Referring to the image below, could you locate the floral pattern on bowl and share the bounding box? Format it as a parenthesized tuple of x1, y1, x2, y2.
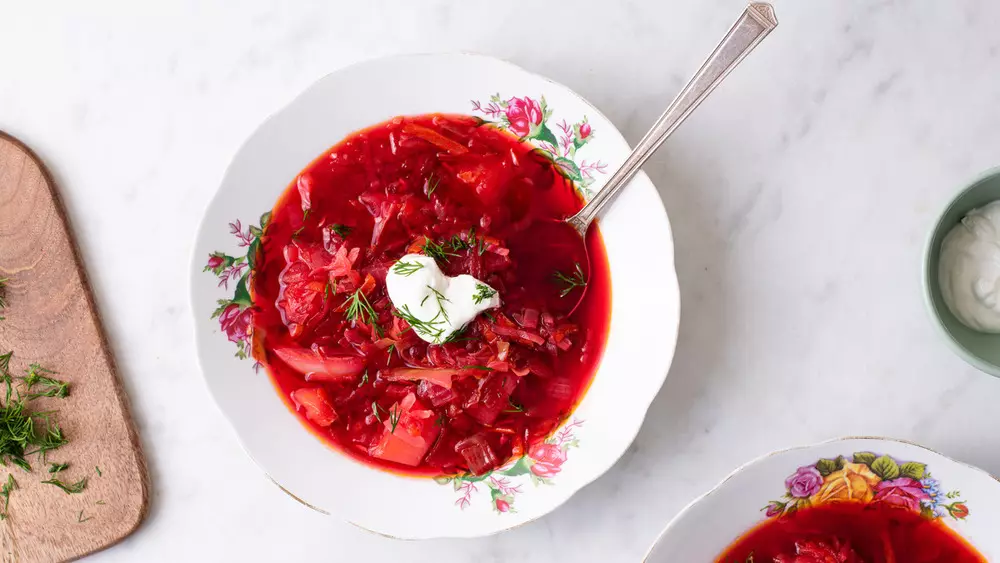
(191, 52, 679, 540)
(643, 438, 1000, 562)
(767, 452, 969, 521)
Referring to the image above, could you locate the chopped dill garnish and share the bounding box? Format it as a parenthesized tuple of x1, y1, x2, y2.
(385, 344, 396, 365)
(503, 399, 524, 413)
(388, 405, 402, 433)
(328, 223, 352, 238)
(484, 311, 496, 323)
(358, 369, 369, 387)
(0, 277, 8, 311)
(371, 401, 383, 422)
(462, 365, 494, 371)
(0, 474, 16, 519)
(95, 500, 106, 505)
(342, 288, 381, 335)
(322, 280, 333, 305)
(41, 476, 87, 494)
(420, 294, 430, 306)
(292, 226, 305, 238)
(553, 262, 588, 298)
(392, 261, 424, 277)
(426, 285, 451, 324)
(426, 173, 440, 197)
(472, 283, 496, 305)
(77, 509, 92, 523)
(393, 305, 446, 343)
(420, 237, 458, 262)
(95, 466, 102, 477)
(48, 462, 68, 473)
(23, 364, 69, 399)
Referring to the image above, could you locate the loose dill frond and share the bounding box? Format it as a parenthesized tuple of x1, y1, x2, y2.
(341, 288, 381, 335)
(23, 364, 69, 399)
(392, 261, 424, 277)
(0, 474, 16, 519)
(48, 462, 68, 473)
(328, 223, 352, 238)
(420, 237, 458, 262)
(472, 283, 496, 305)
(41, 476, 87, 494)
(393, 305, 446, 343)
(553, 262, 587, 298)
(388, 405, 402, 433)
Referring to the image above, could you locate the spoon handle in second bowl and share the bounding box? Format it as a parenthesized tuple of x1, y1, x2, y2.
(568, 2, 778, 235)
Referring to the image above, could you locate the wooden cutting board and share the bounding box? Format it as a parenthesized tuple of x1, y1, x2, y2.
(0, 132, 148, 562)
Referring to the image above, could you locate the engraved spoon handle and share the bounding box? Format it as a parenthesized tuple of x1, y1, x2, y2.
(567, 3, 778, 235)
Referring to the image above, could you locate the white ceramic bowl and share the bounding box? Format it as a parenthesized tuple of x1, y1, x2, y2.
(190, 53, 679, 538)
(645, 437, 1000, 561)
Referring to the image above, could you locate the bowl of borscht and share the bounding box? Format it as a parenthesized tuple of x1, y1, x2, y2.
(191, 53, 679, 538)
(644, 437, 1000, 562)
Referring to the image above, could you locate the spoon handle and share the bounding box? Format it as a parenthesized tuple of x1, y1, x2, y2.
(568, 2, 778, 235)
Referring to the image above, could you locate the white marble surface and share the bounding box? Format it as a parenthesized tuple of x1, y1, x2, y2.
(2, 0, 1000, 561)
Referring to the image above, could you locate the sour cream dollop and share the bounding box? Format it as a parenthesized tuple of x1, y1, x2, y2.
(939, 200, 1000, 332)
(385, 254, 500, 343)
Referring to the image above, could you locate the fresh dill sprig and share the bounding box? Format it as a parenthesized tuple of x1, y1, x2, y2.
(342, 288, 381, 334)
(553, 262, 587, 298)
(95, 466, 102, 477)
(41, 476, 87, 494)
(95, 500, 106, 505)
(392, 261, 424, 277)
(292, 226, 305, 239)
(328, 223, 352, 238)
(358, 369, 369, 387)
(0, 277, 8, 311)
(472, 283, 497, 305)
(385, 344, 396, 365)
(462, 365, 494, 371)
(77, 509, 92, 523)
(420, 237, 458, 262)
(23, 364, 69, 399)
(371, 401, 383, 422)
(0, 475, 16, 519)
(48, 462, 68, 473)
(426, 285, 451, 324)
(426, 173, 440, 197)
(503, 399, 524, 413)
(393, 305, 445, 343)
(388, 405, 402, 433)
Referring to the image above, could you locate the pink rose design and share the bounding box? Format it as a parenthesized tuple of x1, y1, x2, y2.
(504, 97, 543, 137)
(206, 254, 225, 270)
(873, 477, 931, 512)
(494, 498, 510, 513)
(528, 442, 567, 478)
(219, 303, 253, 345)
(785, 465, 823, 498)
(765, 502, 784, 517)
(579, 122, 592, 139)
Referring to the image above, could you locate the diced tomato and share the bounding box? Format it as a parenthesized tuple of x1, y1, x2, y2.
(273, 346, 365, 382)
(368, 393, 440, 466)
(290, 388, 337, 427)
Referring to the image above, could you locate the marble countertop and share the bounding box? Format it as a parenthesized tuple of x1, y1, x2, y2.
(3, 0, 1000, 561)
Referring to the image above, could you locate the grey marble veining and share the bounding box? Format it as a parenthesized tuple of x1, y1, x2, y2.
(2, 1, 1000, 561)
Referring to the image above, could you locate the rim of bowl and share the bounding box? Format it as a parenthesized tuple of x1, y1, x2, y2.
(188, 52, 681, 536)
(642, 435, 1000, 562)
(922, 165, 1000, 378)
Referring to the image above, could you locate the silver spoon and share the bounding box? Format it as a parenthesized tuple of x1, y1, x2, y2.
(546, 2, 778, 314)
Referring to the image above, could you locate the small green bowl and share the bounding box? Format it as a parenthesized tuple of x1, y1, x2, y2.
(924, 166, 1000, 377)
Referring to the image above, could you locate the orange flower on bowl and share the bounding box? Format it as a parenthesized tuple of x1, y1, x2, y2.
(809, 462, 880, 505)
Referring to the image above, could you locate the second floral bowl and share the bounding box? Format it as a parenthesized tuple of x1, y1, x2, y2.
(644, 437, 1000, 561)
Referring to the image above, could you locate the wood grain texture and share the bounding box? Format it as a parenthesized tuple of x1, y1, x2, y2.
(0, 132, 148, 562)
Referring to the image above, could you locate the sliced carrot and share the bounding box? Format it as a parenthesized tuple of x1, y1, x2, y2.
(402, 123, 468, 155)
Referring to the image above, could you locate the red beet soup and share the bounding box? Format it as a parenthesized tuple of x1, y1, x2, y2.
(249, 114, 612, 476)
